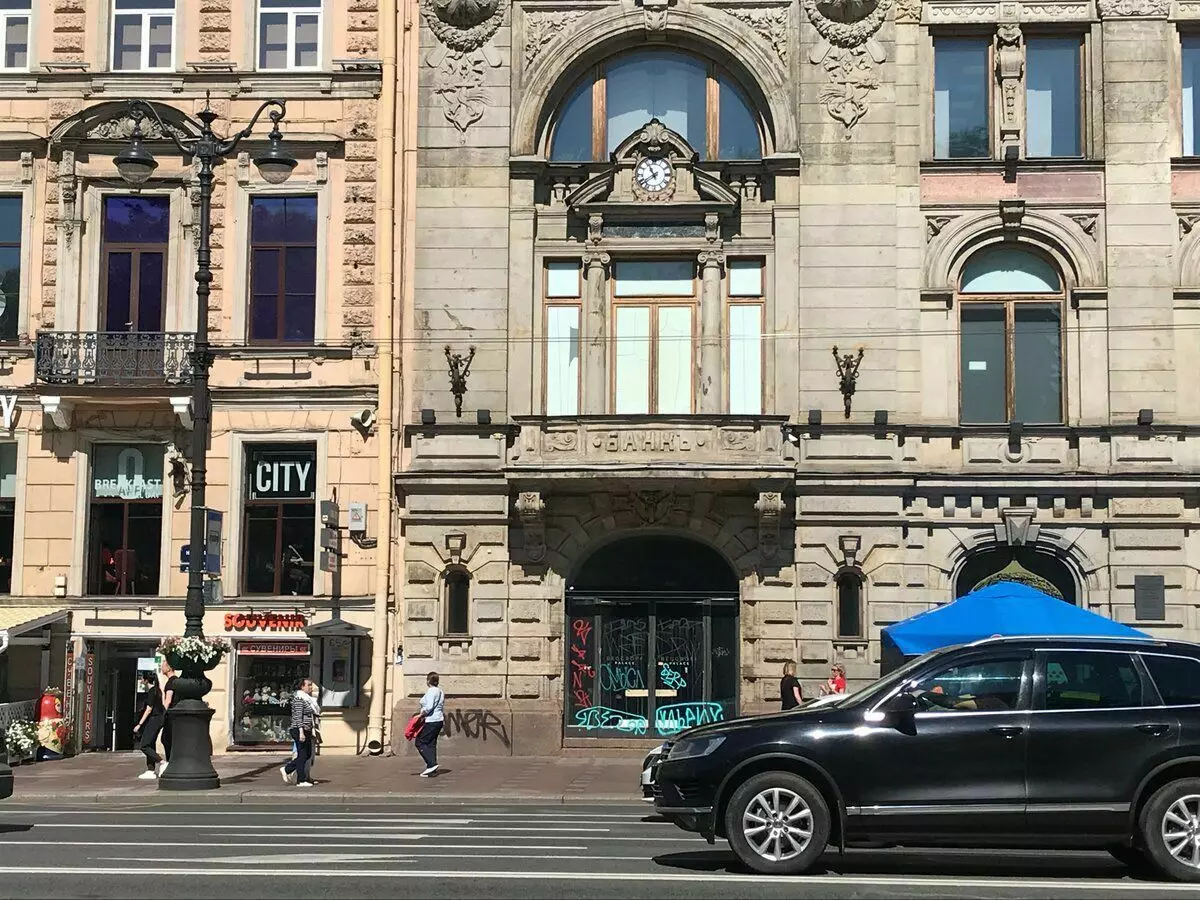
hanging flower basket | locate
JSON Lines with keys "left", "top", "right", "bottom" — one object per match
{"left": 157, "top": 636, "right": 231, "bottom": 672}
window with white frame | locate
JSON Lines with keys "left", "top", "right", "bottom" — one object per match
{"left": 0, "top": 1, "right": 29, "bottom": 72}
{"left": 728, "top": 259, "right": 764, "bottom": 416}
{"left": 544, "top": 260, "right": 581, "bottom": 416}
{"left": 258, "top": 0, "right": 322, "bottom": 71}
{"left": 612, "top": 261, "right": 695, "bottom": 415}
{"left": 111, "top": 0, "right": 175, "bottom": 71}
{"left": 1183, "top": 34, "right": 1200, "bottom": 156}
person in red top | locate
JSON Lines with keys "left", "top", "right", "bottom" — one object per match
{"left": 820, "top": 664, "right": 847, "bottom": 697}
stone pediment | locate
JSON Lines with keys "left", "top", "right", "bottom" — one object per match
{"left": 565, "top": 119, "right": 740, "bottom": 214}
{"left": 509, "top": 416, "right": 793, "bottom": 473}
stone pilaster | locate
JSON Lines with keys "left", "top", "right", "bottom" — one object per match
{"left": 582, "top": 250, "right": 610, "bottom": 414}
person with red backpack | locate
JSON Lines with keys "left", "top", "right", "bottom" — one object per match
{"left": 406, "top": 672, "right": 445, "bottom": 777}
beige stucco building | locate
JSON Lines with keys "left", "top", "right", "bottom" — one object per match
{"left": 0, "top": 0, "right": 400, "bottom": 757}
{"left": 397, "top": 0, "right": 1200, "bottom": 755}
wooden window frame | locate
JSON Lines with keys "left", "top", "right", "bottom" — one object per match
{"left": 240, "top": 442, "right": 317, "bottom": 597}
{"left": 609, "top": 261, "right": 699, "bottom": 415}
{"left": 247, "top": 194, "right": 318, "bottom": 345}
{"left": 725, "top": 258, "right": 766, "bottom": 417}
{"left": 1022, "top": 31, "right": 1086, "bottom": 160}
{"left": 931, "top": 31, "right": 995, "bottom": 161}
{"left": 100, "top": 196, "right": 170, "bottom": 333}
{"left": 543, "top": 302, "right": 582, "bottom": 416}
{"left": 957, "top": 291, "right": 1066, "bottom": 426}
{"left": 0, "top": 195, "right": 21, "bottom": 344}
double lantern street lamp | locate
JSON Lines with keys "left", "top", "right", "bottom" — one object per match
{"left": 113, "top": 98, "right": 297, "bottom": 790}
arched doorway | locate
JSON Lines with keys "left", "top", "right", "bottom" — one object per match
{"left": 955, "top": 547, "right": 1077, "bottom": 605}
{"left": 566, "top": 535, "right": 738, "bottom": 740}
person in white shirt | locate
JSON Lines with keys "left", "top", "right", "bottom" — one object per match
{"left": 416, "top": 672, "right": 445, "bottom": 777}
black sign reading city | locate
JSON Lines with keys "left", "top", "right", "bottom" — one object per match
{"left": 246, "top": 446, "right": 317, "bottom": 500}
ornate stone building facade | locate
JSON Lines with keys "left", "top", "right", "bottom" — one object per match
{"left": 398, "top": 0, "right": 1200, "bottom": 754}
{"left": 0, "top": 1, "right": 396, "bottom": 756}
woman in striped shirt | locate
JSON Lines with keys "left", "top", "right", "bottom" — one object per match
{"left": 280, "top": 678, "right": 320, "bottom": 787}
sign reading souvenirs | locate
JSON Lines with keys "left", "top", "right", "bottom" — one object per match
{"left": 224, "top": 612, "right": 308, "bottom": 633}
{"left": 236, "top": 640, "right": 312, "bottom": 657}
{"left": 246, "top": 447, "right": 316, "bottom": 500}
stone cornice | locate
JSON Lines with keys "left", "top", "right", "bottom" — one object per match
{"left": 0, "top": 69, "right": 382, "bottom": 100}
{"left": 924, "top": 0, "right": 1097, "bottom": 23}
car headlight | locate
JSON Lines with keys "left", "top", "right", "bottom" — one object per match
{"left": 667, "top": 735, "right": 725, "bottom": 760}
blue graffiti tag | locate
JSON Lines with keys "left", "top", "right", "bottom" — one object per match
{"left": 659, "top": 664, "right": 687, "bottom": 690}
{"left": 654, "top": 702, "right": 725, "bottom": 736}
{"left": 574, "top": 706, "right": 649, "bottom": 735}
{"left": 600, "top": 664, "right": 646, "bottom": 692}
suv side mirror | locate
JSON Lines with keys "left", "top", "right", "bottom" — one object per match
{"left": 885, "top": 691, "right": 920, "bottom": 718}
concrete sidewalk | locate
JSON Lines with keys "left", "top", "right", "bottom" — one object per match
{"left": 8, "top": 750, "right": 646, "bottom": 804}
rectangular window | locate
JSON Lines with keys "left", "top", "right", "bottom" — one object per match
{"left": 242, "top": 443, "right": 316, "bottom": 596}
{"left": 87, "top": 444, "right": 165, "bottom": 596}
{"left": 258, "top": 0, "right": 322, "bottom": 71}
{"left": 656, "top": 306, "right": 693, "bottom": 414}
{"left": 0, "top": 196, "right": 21, "bottom": 343}
{"left": 102, "top": 195, "right": 170, "bottom": 333}
{"left": 545, "top": 260, "right": 582, "bottom": 299}
{"left": 1025, "top": 36, "right": 1082, "bottom": 158}
{"left": 728, "top": 259, "right": 763, "bottom": 298}
{"left": 0, "top": 1, "right": 29, "bottom": 71}
{"left": 960, "top": 303, "right": 1007, "bottom": 424}
{"left": 112, "top": 0, "right": 175, "bottom": 71}
{"left": 934, "top": 38, "right": 990, "bottom": 159}
{"left": 615, "top": 305, "right": 651, "bottom": 414}
{"left": 1040, "top": 652, "right": 1145, "bottom": 710}
{"left": 613, "top": 260, "right": 694, "bottom": 297}
{"left": 729, "top": 305, "right": 762, "bottom": 415}
{"left": 546, "top": 305, "right": 580, "bottom": 415}
{"left": 1012, "top": 303, "right": 1062, "bottom": 423}
{"left": 1183, "top": 36, "right": 1200, "bottom": 156}
{"left": 249, "top": 195, "right": 318, "bottom": 344}
{"left": 0, "top": 443, "right": 14, "bottom": 594}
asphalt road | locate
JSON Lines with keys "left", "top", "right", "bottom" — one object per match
{"left": 0, "top": 801, "right": 1194, "bottom": 899}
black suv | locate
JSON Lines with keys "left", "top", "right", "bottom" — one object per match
{"left": 654, "top": 635, "right": 1200, "bottom": 881}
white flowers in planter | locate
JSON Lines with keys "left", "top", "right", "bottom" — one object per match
{"left": 5, "top": 720, "right": 37, "bottom": 759}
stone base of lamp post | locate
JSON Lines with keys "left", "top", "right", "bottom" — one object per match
{"left": 158, "top": 671, "right": 220, "bottom": 792}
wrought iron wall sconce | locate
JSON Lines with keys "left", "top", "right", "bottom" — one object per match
{"left": 445, "top": 345, "right": 476, "bottom": 419}
{"left": 832, "top": 345, "right": 865, "bottom": 419}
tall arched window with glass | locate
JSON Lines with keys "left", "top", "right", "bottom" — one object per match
{"left": 548, "top": 50, "right": 762, "bottom": 162}
{"left": 958, "top": 245, "right": 1064, "bottom": 425}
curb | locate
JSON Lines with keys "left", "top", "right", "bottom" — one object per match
{"left": 12, "top": 790, "right": 647, "bottom": 805}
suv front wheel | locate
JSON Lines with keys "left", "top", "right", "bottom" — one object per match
{"left": 1142, "top": 778, "right": 1200, "bottom": 882}
{"left": 724, "top": 771, "right": 830, "bottom": 875}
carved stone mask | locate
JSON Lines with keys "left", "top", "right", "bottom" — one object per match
{"left": 433, "top": 0, "right": 500, "bottom": 27}
{"left": 815, "top": 0, "right": 879, "bottom": 22}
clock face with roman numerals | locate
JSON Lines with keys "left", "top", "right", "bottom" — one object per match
{"left": 634, "top": 157, "right": 673, "bottom": 194}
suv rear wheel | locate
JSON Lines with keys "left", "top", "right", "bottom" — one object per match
{"left": 724, "top": 771, "right": 830, "bottom": 875}
{"left": 1141, "top": 778, "right": 1200, "bottom": 882}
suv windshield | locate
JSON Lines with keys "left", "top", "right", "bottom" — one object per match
{"left": 825, "top": 646, "right": 961, "bottom": 709}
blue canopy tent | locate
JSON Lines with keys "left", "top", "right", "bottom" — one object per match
{"left": 879, "top": 582, "right": 1147, "bottom": 674}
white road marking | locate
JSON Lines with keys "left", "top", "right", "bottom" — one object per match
{"left": 4, "top": 809, "right": 651, "bottom": 820}
{"left": 102, "top": 853, "right": 418, "bottom": 865}
{"left": 0, "top": 866, "right": 1189, "bottom": 892}
{"left": 18, "top": 823, "right": 608, "bottom": 834}
{"left": 0, "top": 841, "right": 590, "bottom": 851}
{"left": 98, "top": 852, "right": 653, "bottom": 863}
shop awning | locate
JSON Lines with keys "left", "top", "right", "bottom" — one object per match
{"left": 0, "top": 607, "right": 69, "bottom": 653}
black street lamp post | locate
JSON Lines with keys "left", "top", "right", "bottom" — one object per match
{"left": 114, "top": 98, "right": 296, "bottom": 791}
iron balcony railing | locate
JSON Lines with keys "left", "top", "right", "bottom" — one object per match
{"left": 34, "top": 331, "right": 195, "bottom": 386}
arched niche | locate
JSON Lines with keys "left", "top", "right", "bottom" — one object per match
{"left": 953, "top": 546, "right": 1080, "bottom": 606}
{"left": 569, "top": 533, "right": 738, "bottom": 594}
{"left": 513, "top": 6, "right": 796, "bottom": 157}
{"left": 49, "top": 100, "right": 202, "bottom": 149}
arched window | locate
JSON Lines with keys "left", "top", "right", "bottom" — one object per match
{"left": 444, "top": 569, "right": 470, "bottom": 636}
{"left": 549, "top": 49, "right": 761, "bottom": 162}
{"left": 958, "top": 245, "right": 1064, "bottom": 425}
{"left": 835, "top": 570, "right": 864, "bottom": 640}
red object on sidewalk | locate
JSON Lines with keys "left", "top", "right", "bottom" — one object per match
{"left": 37, "top": 691, "right": 62, "bottom": 721}
{"left": 404, "top": 714, "right": 424, "bottom": 742}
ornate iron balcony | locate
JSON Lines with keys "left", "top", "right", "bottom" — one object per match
{"left": 34, "top": 331, "right": 195, "bottom": 386}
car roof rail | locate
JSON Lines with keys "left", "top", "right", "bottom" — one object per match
{"left": 965, "top": 634, "right": 1171, "bottom": 648}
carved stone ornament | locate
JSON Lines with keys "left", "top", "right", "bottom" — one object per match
{"left": 515, "top": 491, "right": 547, "bottom": 562}
{"left": 724, "top": 6, "right": 791, "bottom": 65}
{"left": 639, "top": 0, "right": 675, "bottom": 32}
{"left": 1069, "top": 213, "right": 1098, "bottom": 241}
{"left": 995, "top": 24, "right": 1024, "bottom": 152}
{"left": 632, "top": 489, "right": 676, "bottom": 525}
{"left": 87, "top": 115, "right": 189, "bottom": 143}
{"left": 996, "top": 506, "right": 1039, "bottom": 547}
{"left": 802, "top": 0, "right": 894, "bottom": 133}
{"left": 894, "top": 0, "right": 922, "bottom": 22}
{"left": 1180, "top": 213, "right": 1200, "bottom": 239}
{"left": 926, "top": 214, "right": 956, "bottom": 241}
{"left": 422, "top": 0, "right": 507, "bottom": 137}
{"left": 1000, "top": 198, "right": 1025, "bottom": 233}
{"left": 523, "top": 10, "right": 586, "bottom": 68}
{"left": 1097, "top": 0, "right": 1168, "bottom": 16}
{"left": 755, "top": 491, "right": 785, "bottom": 560}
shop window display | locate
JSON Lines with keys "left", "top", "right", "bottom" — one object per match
{"left": 233, "top": 641, "right": 311, "bottom": 745}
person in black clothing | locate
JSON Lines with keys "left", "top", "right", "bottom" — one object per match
{"left": 781, "top": 660, "right": 803, "bottom": 711}
{"left": 159, "top": 660, "right": 178, "bottom": 769}
{"left": 132, "top": 674, "right": 165, "bottom": 779}
{"left": 281, "top": 678, "right": 320, "bottom": 787}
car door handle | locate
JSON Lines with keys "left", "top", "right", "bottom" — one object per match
{"left": 1136, "top": 723, "right": 1172, "bottom": 737}
{"left": 988, "top": 725, "right": 1024, "bottom": 739}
